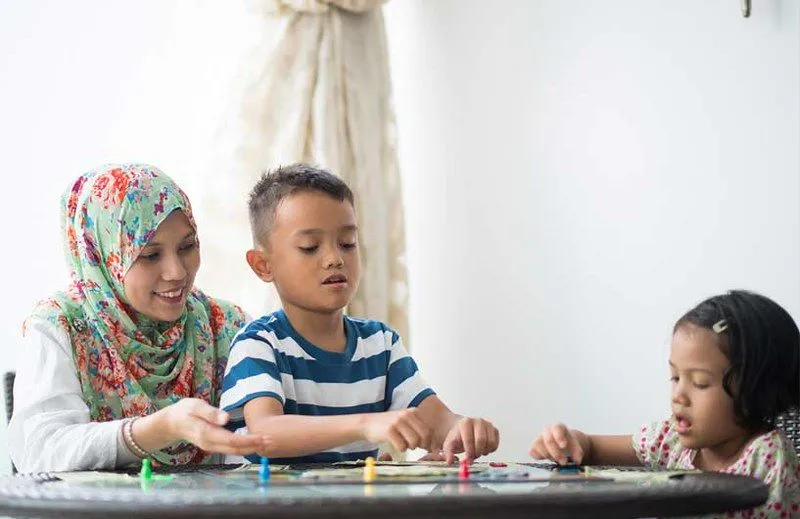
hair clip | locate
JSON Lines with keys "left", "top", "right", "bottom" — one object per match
{"left": 712, "top": 320, "right": 728, "bottom": 333}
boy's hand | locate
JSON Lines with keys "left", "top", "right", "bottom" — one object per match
{"left": 362, "top": 409, "right": 433, "bottom": 452}
{"left": 441, "top": 417, "right": 499, "bottom": 464}
{"left": 529, "top": 423, "right": 589, "bottom": 465}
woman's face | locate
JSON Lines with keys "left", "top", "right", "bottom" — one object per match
{"left": 123, "top": 210, "right": 200, "bottom": 322}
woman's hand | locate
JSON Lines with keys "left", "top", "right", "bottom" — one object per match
{"left": 134, "top": 398, "right": 266, "bottom": 456}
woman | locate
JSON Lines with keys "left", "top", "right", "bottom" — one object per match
{"left": 8, "top": 164, "right": 265, "bottom": 472}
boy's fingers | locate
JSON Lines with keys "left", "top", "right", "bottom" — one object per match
{"left": 395, "top": 422, "right": 422, "bottom": 450}
{"left": 459, "top": 420, "right": 476, "bottom": 462}
{"left": 485, "top": 425, "right": 499, "bottom": 454}
{"left": 403, "top": 414, "right": 431, "bottom": 450}
{"left": 442, "top": 429, "right": 461, "bottom": 464}
{"left": 444, "top": 447, "right": 457, "bottom": 465}
{"left": 473, "top": 422, "right": 488, "bottom": 456}
{"left": 388, "top": 429, "right": 409, "bottom": 452}
{"left": 409, "top": 416, "right": 434, "bottom": 451}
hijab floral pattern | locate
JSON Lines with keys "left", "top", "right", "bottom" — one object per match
{"left": 27, "top": 164, "right": 247, "bottom": 465}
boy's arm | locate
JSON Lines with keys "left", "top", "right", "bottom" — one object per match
{"left": 243, "top": 397, "right": 434, "bottom": 458}
{"left": 244, "top": 397, "right": 364, "bottom": 458}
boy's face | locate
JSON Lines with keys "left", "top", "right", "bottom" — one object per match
{"left": 668, "top": 324, "right": 749, "bottom": 454}
{"left": 248, "top": 191, "right": 360, "bottom": 315}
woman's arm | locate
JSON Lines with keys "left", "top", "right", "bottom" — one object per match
{"left": 9, "top": 318, "right": 123, "bottom": 472}
{"left": 9, "top": 318, "right": 265, "bottom": 472}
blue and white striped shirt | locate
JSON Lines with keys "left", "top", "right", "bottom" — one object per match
{"left": 220, "top": 310, "right": 435, "bottom": 464}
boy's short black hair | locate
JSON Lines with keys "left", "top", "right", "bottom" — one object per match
{"left": 674, "top": 289, "right": 800, "bottom": 431}
{"left": 248, "top": 163, "right": 354, "bottom": 245}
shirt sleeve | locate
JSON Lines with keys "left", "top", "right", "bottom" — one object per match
{"left": 737, "top": 432, "right": 800, "bottom": 518}
{"left": 219, "top": 327, "right": 286, "bottom": 421}
{"left": 632, "top": 419, "right": 680, "bottom": 469}
{"left": 384, "top": 332, "right": 435, "bottom": 411}
{"left": 8, "top": 317, "right": 128, "bottom": 472}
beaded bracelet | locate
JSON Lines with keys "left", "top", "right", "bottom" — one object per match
{"left": 123, "top": 417, "right": 151, "bottom": 460}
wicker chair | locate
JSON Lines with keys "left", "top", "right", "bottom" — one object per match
{"left": 4, "top": 371, "right": 15, "bottom": 473}
{"left": 776, "top": 407, "right": 800, "bottom": 454}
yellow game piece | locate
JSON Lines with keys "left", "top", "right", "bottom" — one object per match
{"left": 363, "top": 456, "right": 376, "bottom": 483}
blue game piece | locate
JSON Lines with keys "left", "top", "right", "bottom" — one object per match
{"left": 259, "top": 456, "right": 271, "bottom": 484}
{"left": 556, "top": 456, "right": 580, "bottom": 474}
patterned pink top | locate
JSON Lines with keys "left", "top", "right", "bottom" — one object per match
{"left": 633, "top": 419, "right": 800, "bottom": 518}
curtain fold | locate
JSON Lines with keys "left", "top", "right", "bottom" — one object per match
{"left": 202, "top": 0, "right": 409, "bottom": 342}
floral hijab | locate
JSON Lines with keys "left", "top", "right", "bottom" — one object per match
{"left": 27, "top": 164, "right": 247, "bottom": 465}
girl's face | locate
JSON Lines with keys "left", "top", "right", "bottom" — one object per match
{"left": 669, "top": 323, "right": 750, "bottom": 456}
{"left": 123, "top": 210, "right": 199, "bottom": 322}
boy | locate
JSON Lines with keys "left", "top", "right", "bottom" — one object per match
{"left": 220, "top": 163, "right": 499, "bottom": 464}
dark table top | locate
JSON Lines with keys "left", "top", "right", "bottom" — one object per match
{"left": 0, "top": 462, "right": 769, "bottom": 519}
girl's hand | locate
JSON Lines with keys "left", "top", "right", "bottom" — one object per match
{"left": 529, "top": 423, "right": 589, "bottom": 465}
{"left": 140, "top": 398, "right": 266, "bottom": 456}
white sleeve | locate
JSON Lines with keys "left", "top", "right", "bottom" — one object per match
{"left": 8, "top": 317, "right": 130, "bottom": 472}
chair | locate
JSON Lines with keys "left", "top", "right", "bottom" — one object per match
{"left": 3, "top": 371, "right": 13, "bottom": 425}
{"left": 4, "top": 371, "right": 15, "bottom": 473}
{"left": 776, "top": 407, "right": 800, "bottom": 455}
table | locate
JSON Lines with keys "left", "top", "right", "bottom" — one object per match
{"left": 0, "top": 462, "right": 769, "bottom": 519}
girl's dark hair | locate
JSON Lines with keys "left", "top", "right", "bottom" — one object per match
{"left": 674, "top": 290, "right": 800, "bottom": 431}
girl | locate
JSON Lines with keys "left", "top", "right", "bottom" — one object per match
{"left": 530, "top": 290, "right": 799, "bottom": 517}
{"left": 9, "top": 164, "right": 266, "bottom": 472}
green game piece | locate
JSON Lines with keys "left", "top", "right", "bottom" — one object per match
{"left": 140, "top": 458, "right": 152, "bottom": 480}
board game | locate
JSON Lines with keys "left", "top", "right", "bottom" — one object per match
{"left": 25, "top": 459, "right": 694, "bottom": 493}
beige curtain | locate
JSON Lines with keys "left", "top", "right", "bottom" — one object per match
{"left": 202, "top": 0, "right": 409, "bottom": 341}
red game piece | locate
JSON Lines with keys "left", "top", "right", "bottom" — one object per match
{"left": 488, "top": 462, "right": 507, "bottom": 468}
{"left": 458, "top": 459, "right": 470, "bottom": 480}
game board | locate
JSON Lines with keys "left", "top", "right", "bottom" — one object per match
{"left": 37, "top": 460, "right": 696, "bottom": 489}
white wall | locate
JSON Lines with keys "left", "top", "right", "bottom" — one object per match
{"left": 0, "top": 0, "right": 258, "bottom": 474}
{"left": 385, "top": 0, "right": 800, "bottom": 460}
